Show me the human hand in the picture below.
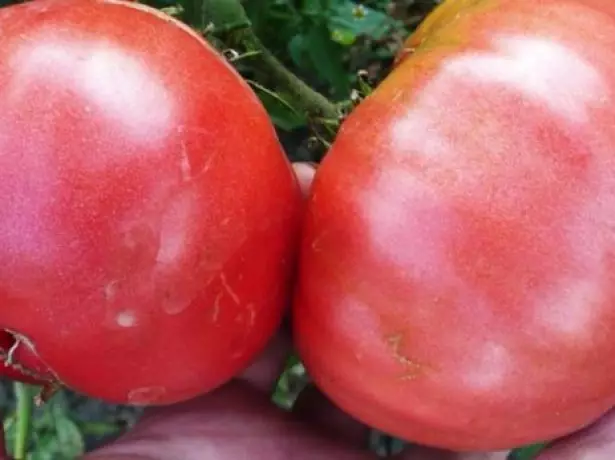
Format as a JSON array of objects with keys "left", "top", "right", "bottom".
[{"left": 85, "top": 163, "right": 615, "bottom": 460}]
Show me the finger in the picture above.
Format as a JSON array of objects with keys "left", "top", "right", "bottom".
[
  {"left": 536, "top": 409, "right": 615, "bottom": 459},
  {"left": 292, "top": 162, "right": 316, "bottom": 197},
  {"left": 293, "top": 385, "right": 371, "bottom": 447},
  {"left": 398, "top": 444, "right": 510, "bottom": 460},
  {"left": 87, "top": 382, "right": 377, "bottom": 460},
  {"left": 239, "top": 332, "right": 293, "bottom": 393}
]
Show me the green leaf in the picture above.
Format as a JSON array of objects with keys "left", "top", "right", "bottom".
[
  {"left": 53, "top": 417, "right": 85, "bottom": 457},
  {"left": 27, "top": 415, "right": 85, "bottom": 460},
  {"left": 255, "top": 87, "right": 308, "bottom": 131},
  {"left": 78, "top": 421, "right": 123, "bottom": 437},
  {"left": 288, "top": 34, "right": 311, "bottom": 71},
  {"left": 304, "top": 24, "right": 350, "bottom": 97},
  {"left": 242, "top": 0, "right": 271, "bottom": 31},
  {"left": 369, "top": 430, "right": 406, "bottom": 457},
  {"left": 509, "top": 443, "right": 548, "bottom": 460},
  {"left": 328, "top": 0, "right": 398, "bottom": 41},
  {"left": 301, "top": 0, "right": 327, "bottom": 17},
  {"left": 330, "top": 28, "right": 357, "bottom": 46},
  {"left": 272, "top": 354, "right": 308, "bottom": 410}
]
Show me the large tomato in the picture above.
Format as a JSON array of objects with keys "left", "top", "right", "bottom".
[
  {"left": 0, "top": 0, "right": 302, "bottom": 404},
  {"left": 293, "top": 0, "right": 615, "bottom": 451}
]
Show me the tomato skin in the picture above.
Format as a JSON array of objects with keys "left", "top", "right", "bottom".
[
  {"left": 294, "top": 0, "right": 615, "bottom": 451},
  {"left": 0, "top": 0, "right": 302, "bottom": 404}
]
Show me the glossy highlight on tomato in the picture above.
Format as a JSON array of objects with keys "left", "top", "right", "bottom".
[
  {"left": 294, "top": 0, "right": 615, "bottom": 451},
  {"left": 0, "top": 0, "right": 302, "bottom": 405}
]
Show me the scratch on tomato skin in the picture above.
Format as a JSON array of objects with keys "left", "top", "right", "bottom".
[
  {"left": 311, "top": 235, "right": 323, "bottom": 252},
  {"left": 231, "top": 345, "right": 247, "bottom": 359},
  {"left": 177, "top": 126, "right": 219, "bottom": 182},
  {"left": 220, "top": 272, "right": 240, "bottom": 304},
  {"left": 310, "top": 229, "right": 329, "bottom": 253},
  {"left": 178, "top": 138, "right": 216, "bottom": 182},
  {"left": 127, "top": 385, "right": 167, "bottom": 405},
  {"left": 210, "top": 273, "right": 248, "bottom": 324},
  {"left": 104, "top": 280, "right": 119, "bottom": 301},
  {"left": 179, "top": 139, "right": 191, "bottom": 182},
  {"left": 211, "top": 292, "right": 222, "bottom": 323},
  {"left": 247, "top": 303, "right": 256, "bottom": 326},
  {"left": 385, "top": 333, "right": 425, "bottom": 381},
  {"left": 390, "top": 87, "right": 405, "bottom": 103}
]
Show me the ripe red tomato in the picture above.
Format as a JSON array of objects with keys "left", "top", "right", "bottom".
[
  {"left": 0, "top": 0, "right": 302, "bottom": 404},
  {"left": 294, "top": 0, "right": 615, "bottom": 451}
]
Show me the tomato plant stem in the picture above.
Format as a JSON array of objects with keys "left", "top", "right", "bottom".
[
  {"left": 231, "top": 29, "right": 341, "bottom": 121},
  {"left": 182, "top": 0, "right": 340, "bottom": 124},
  {"left": 13, "top": 382, "right": 32, "bottom": 460}
]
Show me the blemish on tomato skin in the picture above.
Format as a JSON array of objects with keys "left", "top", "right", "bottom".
[
  {"left": 104, "top": 280, "right": 119, "bottom": 301},
  {"left": 161, "top": 288, "right": 194, "bottom": 315},
  {"left": 127, "top": 385, "right": 167, "bottom": 404},
  {"left": 176, "top": 126, "right": 220, "bottom": 182},
  {"left": 179, "top": 140, "right": 192, "bottom": 182},
  {"left": 210, "top": 293, "right": 222, "bottom": 323},
  {"left": 390, "top": 87, "right": 405, "bottom": 103},
  {"left": 115, "top": 309, "right": 136, "bottom": 328},
  {"left": 310, "top": 231, "right": 327, "bottom": 252},
  {"left": 247, "top": 303, "right": 256, "bottom": 326},
  {"left": 234, "top": 313, "right": 245, "bottom": 324},
  {"left": 384, "top": 332, "right": 426, "bottom": 381},
  {"left": 220, "top": 272, "right": 240, "bottom": 304},
  {"left": 231, "top": 350, "right": 244, "bottom": 359},
  {"left": 155, "top": 193, "right": 194, "bottom": 267}
]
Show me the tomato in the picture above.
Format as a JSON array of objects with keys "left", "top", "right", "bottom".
[
  {"left": 293, "top": 0, "right": 615, "bottom": 451},
  {"left": 0, "top": 0, "right": 302, "bottom": 405}
]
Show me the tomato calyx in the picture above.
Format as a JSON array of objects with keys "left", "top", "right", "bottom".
[{"left": 0, "top": 330, "right": 61, "bottom": 404}]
